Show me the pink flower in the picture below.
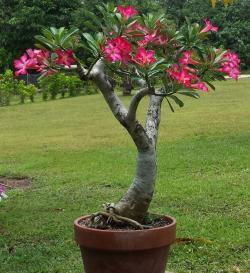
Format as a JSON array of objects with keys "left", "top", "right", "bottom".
[
  {"left": 55, "top": 49, "right": 75, "bottom": 67},
  {"left": 180, "top": 51, "right": 200, "bottom": 65},
  {"left": 153, "top": 35, "right": 169, "bottom": 46},
  {"left": 132, "top": 23, "right": 148, "bottom": 34},
  {"left": 177, "top": 68, "right": 196, "bottom": 86},
  {"left": 43, "top": 68, "right": 58, "bottom": 77},
  {"left": 200, "top": 19, "right": 219, "bottom": 33},
  {"left": 168, "top": 66, "right": 195, "bottom": 86},
  {"left": 167, "top": 65, "right": 208, "bottom": 92},
  {"left": 104, "top": 37, "right": 132, "bottom": 65},
  {"left": 219, "top": 50, "right": 240, "bottom": 80},
  {"left": 126, "top": 23, "right": 148, "bottom": 38},
  {"left": 117, "top": 5, "right": 138, "bottom": 20},
  {"left": 138, "top": 29, "right": 158, "bottom": 47},
  {"left": 137, "top": 28, "right": 168, "bottom": 47},
  {"left": 104, "top": 44, "right": 122, "bottom": 62},
  {"left": 14, "top": 49, "right": 52, "bottom": 76},
  {"left": 191, "top": 82, "right": 209, "bottom": 92},
  {"left": 26, "top": 48, "right": 41, "bottom": 59},
  {"left": 133, "top": 47, "right": 157, "bottom": 66},
  {"left": 13, "top": 53, "right": 37, "bottom": 76}
]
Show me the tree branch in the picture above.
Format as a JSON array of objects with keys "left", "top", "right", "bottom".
[
  {"left": 84, "top": 59, "right": 150, "bottom": 151},
  {"left": 145, "top": 95, "right": 164, "bottom": 147},
  {"left": 126, "top": 87, "right": 151, "bottom": 122},
  {"left": 76, "top": 61, "right": 88, "bottom": 81}
]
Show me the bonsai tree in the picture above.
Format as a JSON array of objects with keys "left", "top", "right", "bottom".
[{"left": 14, "top": 4, "right": 240, "bottom": 226}]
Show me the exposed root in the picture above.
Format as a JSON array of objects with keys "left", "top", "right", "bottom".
[{"left": 88, "top": 203, "right": 153, "bottom": 230}]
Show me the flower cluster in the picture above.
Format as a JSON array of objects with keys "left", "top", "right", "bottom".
[
  {"left": 14, "top": 49, "right": 44, "bottom": 76},
  {"left": 104, "top": 37, "right": 132, "bottom": 64},
  {"left": 13, "top": 48, "right": 75, "bottom": 76},
  {"left": 179, "top": 51, "right": 200, "bottom": 66},
  {"left": 219, "top": 50, "right": 240, "bottom": 80},
  {"left": 55, "top": 49, "right": 75, "bottom": 67},
  {"left": 117, "top": 5, "right": 138, "bottom": 20},
  {"left": 0, "top": 185, "right": 8, "bottom": 201},
  {"left": 13, "top": 4, "right": 241, "bottom": 93},
  {"left": 133, "top": 48, "right": 157, "bottom": 66},
  {"left": 127, "top": 21, "right": 168, "bottom": 48},
  {"left": 200, "top": 19, "right": 219, "bottom": 33},
  {"left": 167, "top": 51, "right": 209, "bottom": 92},
  {"left": 104, "top": 38, "right": 157, "bottom": 67}
]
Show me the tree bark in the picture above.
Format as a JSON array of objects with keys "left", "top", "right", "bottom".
[{"left": 114, "top": 145, "right": 156, "bottom": 221}]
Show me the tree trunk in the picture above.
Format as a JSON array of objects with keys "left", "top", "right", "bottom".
[
  {"left": 77, "top": 61, "right": 164, "bottom": 222},
  {"left": 114, "top": 145, "right": 156, "bottom": 222},
  {"left": 115, "top": 95, "right": 164, "bottom": 222},
  {"left": 122, "top": 75, "right": 133, "bottom": 96}
]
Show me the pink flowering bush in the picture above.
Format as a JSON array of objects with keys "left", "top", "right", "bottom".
[{"left": 13, "top": 4, "right": 241, "bottom": 222}]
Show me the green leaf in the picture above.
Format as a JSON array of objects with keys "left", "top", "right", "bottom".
[
  {"left": 35, "top": 35, "right": 55, "bottom": 50},
  {"left": 177, "top": 90, "right": 200, "bottom": 99},
  {"left": 168, "top": 95, "right": 184, "bottom": 107},
  {"left": 60, "top": 28, "right": 79, "bottom": 46},
  {"left": 204, "top": 81, "right": 215, "bottom": 91},
  {"left": 165, "top": 97, "right": 175, "bottom": 112},
  {"left": 51, "top": 52, "right": 58, "bottom": 60},
  {"left": 82, "top": 33, "right": 98, "bottom": 48},
  {"left": 95, "top": 32, "right": 104, "bottom": 43},
  {"left": 50, "top": 27, "right": 58, "bottom": 36},
  {"left": 149, "top": 58, "right": 166, "bottom": 71},
  {"left": 148, "top": 69, "right": 163, "bottom": 78}
]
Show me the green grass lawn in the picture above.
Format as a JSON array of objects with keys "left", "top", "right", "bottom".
[{"left": 0, "top": 79, "right": 249, "bottom": 273}]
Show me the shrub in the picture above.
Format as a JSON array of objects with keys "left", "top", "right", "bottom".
[
  {"left": 0, "top": 70, "right": 38, "bottom": 106},
  {"left": 39, "top": 72, "right": 90, "bottom": 100},
  {"left": 0, "top": 70, "right": 17, "bottom": 106},
  {"left": 16, "top": 81, "right": 37, "bottom": 104}
]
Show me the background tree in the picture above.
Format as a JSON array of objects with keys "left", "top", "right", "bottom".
[
  {"left": 182, "top": 0, "right": 250, "bottom": 69},
  {"left": 0, "top": 0, "right": 82, "bottom": 71}
]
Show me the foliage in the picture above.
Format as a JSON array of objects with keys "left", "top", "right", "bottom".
[
  {"left": 0, "top": 69, "right": 37, "bottom": 106},
  {"left": 26, "top": 6, "right": 240, "bottom": 112},
  {"left": 211, "top": 0, "right": 234, "bottom": 7},
  {"left": 162, "top": 0, "right": 250, "bottom": 69},
  {"left": 38, "top": 73, "right": 85, "bottom": 100},
  {"left": 16, "top": 80, "right": 37, "bottom": 104},
  {"left": 0, "top": 0, "right": 82, "bottom": 71},
  {"left": 1, "top": 0, "right": 249, "bottom": 71},
  {"left": 0, "top": 70, "right": 17, "bottom": 106}
]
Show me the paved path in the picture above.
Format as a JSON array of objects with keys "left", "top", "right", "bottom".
[
  {"left": 239, "top": 74, "right": 250, "bottom": 78},
  {"left": 226, "top": 74, "right": 250, "bottom": 79}
]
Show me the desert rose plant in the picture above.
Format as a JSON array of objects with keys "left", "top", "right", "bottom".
[{"left": 14, "top": 4, "right": 240, "bottom": 226}]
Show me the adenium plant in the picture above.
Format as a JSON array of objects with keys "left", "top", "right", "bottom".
[{"left": 14, "top": 4, "right": 240, "bottom": 224}]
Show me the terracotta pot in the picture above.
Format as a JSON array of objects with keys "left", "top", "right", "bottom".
[{"left": 74, "top": 215, "right": 176, "bottom": 273}]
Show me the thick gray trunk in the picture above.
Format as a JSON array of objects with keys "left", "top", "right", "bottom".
[
  {"left": 115, "top": 95, "right": 164, "bottom": 221},
  {"left": 114, "top": 146, "right": 156, "bottom": 221},
  {"left": 77, "top": 61, "right": 164, "bottom": 222}
]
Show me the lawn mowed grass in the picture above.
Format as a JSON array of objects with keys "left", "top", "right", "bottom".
[{"left": 0, "top": 79, "right": 249, "bottom": 273}]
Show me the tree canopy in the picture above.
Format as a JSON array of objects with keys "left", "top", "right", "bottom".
[{"left": 0, "top": 0, "right": 249, "bottom": 71}]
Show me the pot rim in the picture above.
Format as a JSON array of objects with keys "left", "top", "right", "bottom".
[
  {"left": 74, "top": 214, "right": 176, "bottom": 233},
  {"left": 74, "top": 214, "right": 176, "bottom": 250}
]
